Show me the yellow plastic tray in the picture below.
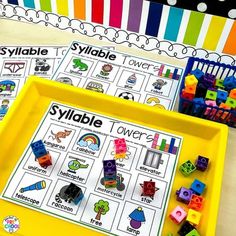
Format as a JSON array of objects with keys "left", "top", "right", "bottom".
[{"left": 0, "top": 76, "right": 228, "bottom": 236}]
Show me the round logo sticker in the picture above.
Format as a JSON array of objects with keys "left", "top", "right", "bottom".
[{"left": 3, "top": 216, "right": 20, "bottom": 233}]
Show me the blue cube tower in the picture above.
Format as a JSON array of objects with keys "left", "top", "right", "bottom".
[
  {"left": 30, "top": 140, "right": 52, "bottom": 169},
  {"left": 31, "top": 140, "right": 47, "bottom": 158},
  {"left": 103, "top": 160, "right": 117, "bottom": 188}
]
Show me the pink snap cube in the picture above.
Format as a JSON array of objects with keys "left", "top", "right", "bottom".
[
  {"left": 114, "top": 138, "right": 127, "bottom": 153},
  {"left": 204, "top": 100, "right": 217, "bottom": 116},
  {"left": 169, "top": 205, "right": 187, "bottom": 224},
  {"left": 114, "top": 138, "right": 126, "bottom": 146}
]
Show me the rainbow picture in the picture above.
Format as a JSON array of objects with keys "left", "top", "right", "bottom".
[{"left": 77, "top": 133, "right": 100, "bottom": 151}]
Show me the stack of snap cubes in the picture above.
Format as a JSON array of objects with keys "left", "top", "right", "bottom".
[{"left": 179, "top": 57, "right": 236, "bottom": 127}]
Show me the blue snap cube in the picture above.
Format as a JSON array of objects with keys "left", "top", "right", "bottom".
[
  {"left": 191, "top": 69, "right": 204, "bottom": 80},
  {"left": 217, "top": 89, "right": 228, "bottom": 101},
  {"left": 190, "top": 179, "right": 206, "bottom": 195},
  {"left": 193, "top": 97, "right": 205, "bottom": 114},
  {"left": 30, "top": 140, "right": 47, "bottom": 158},
  {"left": 223, "top": 75, "right": 236, "bottom": 90}
]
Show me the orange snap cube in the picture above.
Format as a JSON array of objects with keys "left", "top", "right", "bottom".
[
  {"left": 184, "top": 85, "right": 197, "bottom": 95},
  {"left": 229, "top": 88, "right": 236, "bottom": 99},
  {"left": 188, "top": 194, "right": 204, "bottom": 211},
  {"left": 37, "top": 153, "right": 52, "bottom": 169}
]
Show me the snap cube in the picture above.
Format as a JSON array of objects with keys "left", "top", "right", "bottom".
[
  {"left": 176, "top": 187, "right": 193, "bottom": 204},
  {"left": 31, "top": 140, "right": 47, "bottom": 158},
  {"left": 114, "top": 138, "right": 127, "bottom": 154},
  {"left": 205, "top": 89, "right": 217, "bottom": 100},
  {"left": 204, "top": 100, "right": 217, "bottom": 116},
  {"left": 103, "top": 160, "right": 117, "bottom": 188},
  {"left": 177, "top": 221, "right": 196, "bottom": 236},
  {"left": 179, "top": 160, "right": 196, "bottom": 176},
  {"left": 37, "top": 153, "right": 52, "bottom": 169},
  {"left": 141, "top": 179, "right": 158, "bottom": 199},
  {"left": 223, "top": 75, "right": 236, "bottom": 90},
  {"left": 191, "top": 69, "right": 204, "bottom": 80},
  {"left": 195, "top": 155, "right": 209, "bottom": 171},
  {"left": 169, "top": 205, "right": 187, "bottom": 224},
  {"left": 193, "top": 97, "right": 205, "bottom": 114},
  {"left": 114, "top": 153, "right": 126, "bottom": 159},
  {"left": 185, "top": 75, "right": 198, "bottom": 87},
  {"left": 229, "top": 88, "right": 236, "bottom": 99},
  {"left": 219, "top": 103, "right": 231, "bottom": 110},
  {"left": 188, "top": 194, "right": 204, "bottom": 211},
  {"left": 181, "top": 90, "right": 195, "bottom": 100},
  {"left": 217, "top": 89, "right": 228, "bottom": 101},
  {"left": 190, "top": 179, "right": 206, "bottom": 195},
  {"left": 215, "top": 103, "right": 231, "bottom": 120},
  {"left": 202, "top": 73, "right": 216, "bottom": 88},
  {"left": 215, "top": 79, "right": 225, "bottom": 89},
  {"left": 104, "top": 179, "right": 117, "bottom": 188},
  {"left": 186, "top": 209, "right": 201, "bottom": 226},
  {"left": 64, "top": 183, "right": 83, "bottom": 205},
  {"left": 186, "top": 229, "right": 201, "bottom": 236},
  {"left": 195, "top": 82, "right": 207, "bottom": 98},
  {"left": 103, "top": 160, "right": 116, "bottom": 172},
  {"left": 226, "top": 97, "right": 236, "bottom": 108},
  {"left": 184, "top": 85, "right": 197, "bottom": 95}
]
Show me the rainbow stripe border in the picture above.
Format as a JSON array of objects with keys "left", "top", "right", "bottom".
[{"left": 1, "top": 1, "right": 236, "bottom": 62}]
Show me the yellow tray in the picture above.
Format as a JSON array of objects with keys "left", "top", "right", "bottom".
[{"left": 0, "top": 76, "right": 228, "bottom": 236}]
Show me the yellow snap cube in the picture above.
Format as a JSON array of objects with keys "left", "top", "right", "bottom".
[
  {"left": 186, "top": 209, "right": 201, "bottom": 226},
  {"left": 114, "top": 153, "right": 126, "bottom": 159},
  {"left": 185, "top": 75, "right": 198, "bottom": 87}
]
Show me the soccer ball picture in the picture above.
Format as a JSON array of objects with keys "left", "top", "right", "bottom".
[{"left": 118, "top": 92, "right": 134, "bottom": 101}]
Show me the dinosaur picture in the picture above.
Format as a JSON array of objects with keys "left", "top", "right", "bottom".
[{"left": 73, "top": 58, "right": 88, "bottom": 71}]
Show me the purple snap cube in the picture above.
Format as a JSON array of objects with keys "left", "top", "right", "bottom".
[
  {"left": 208, "top": 87, "right": 217, "bottom": 91},
  {"left": 203, "top": 73, "right": 216, "bottom": 88},
  {"left": 205, "top": 73, "right": 216, "bottom": 82},
  {"left": 176, "top": 187, "right": 193, "bottom": 204},
  {"left": 195, "top": 155, "right": 209, "bottom": 171},
  {"left": 103, "top": 160, "right": 117, "bottom": 172}
]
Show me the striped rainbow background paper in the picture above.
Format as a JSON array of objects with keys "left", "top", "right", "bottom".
[{"left": 4, "top": 0, "right": 236, "bottom": 55}]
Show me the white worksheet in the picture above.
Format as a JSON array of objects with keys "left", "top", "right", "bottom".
[
  {"left": 51, "top": 41, "right": 184, "bottom": 111},
  {"left": 2, "top": 102, "right": 183, "bottom": 236},
  {"left": 0, "top": 45, "right": 67, "bottom": 121}
]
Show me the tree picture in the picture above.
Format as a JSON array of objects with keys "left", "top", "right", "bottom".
[{"left": 94, "top": 199, "right": 110, "bottom": 221}]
